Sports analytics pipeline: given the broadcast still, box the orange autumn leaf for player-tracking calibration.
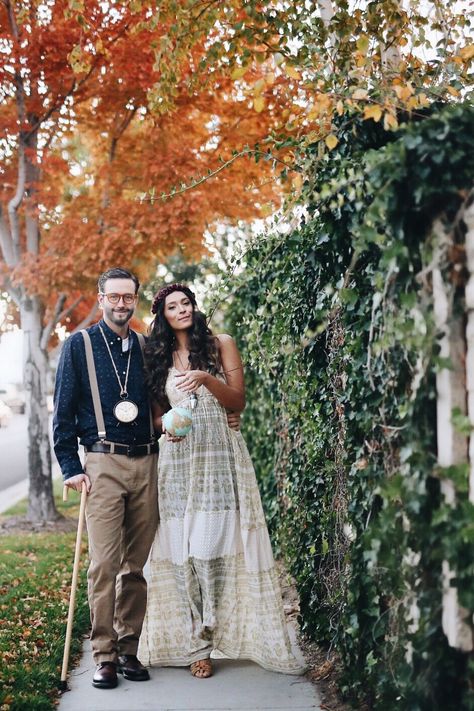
[0,0,291,337]
[364,105,383,122]
[325,134,339,150]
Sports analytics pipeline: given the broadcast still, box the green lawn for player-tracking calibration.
[0,484,89,711]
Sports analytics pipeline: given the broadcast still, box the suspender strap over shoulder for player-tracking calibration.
[136,332,155,442]
[81,328,155,444]
[80,329,106,441]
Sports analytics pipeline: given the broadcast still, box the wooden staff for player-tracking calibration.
[60,482,87,691]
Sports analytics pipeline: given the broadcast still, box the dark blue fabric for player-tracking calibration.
[53,320,154,480]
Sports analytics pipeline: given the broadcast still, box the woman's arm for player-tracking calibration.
[151,400,167,433]
[174,334,246,412]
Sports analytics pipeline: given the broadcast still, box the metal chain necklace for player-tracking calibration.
[174,348,198,410]
[99,326,138,423]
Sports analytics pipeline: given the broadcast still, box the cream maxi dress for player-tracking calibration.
[138,368,305,674]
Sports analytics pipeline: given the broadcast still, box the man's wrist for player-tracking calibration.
[63,470,84,481]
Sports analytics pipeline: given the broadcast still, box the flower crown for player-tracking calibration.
[151,283,197,314]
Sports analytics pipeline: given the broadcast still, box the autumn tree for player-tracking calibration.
[135,1,473,151]
[0,0,290,521]
[1,0,471,524]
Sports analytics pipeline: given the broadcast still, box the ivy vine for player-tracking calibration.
[227,103,474,710]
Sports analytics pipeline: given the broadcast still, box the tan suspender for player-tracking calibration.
[81,329,154,443]
[136,332,155,440]
[81,329,106,441]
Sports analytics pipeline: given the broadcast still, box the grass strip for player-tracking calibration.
[0,484,89,711]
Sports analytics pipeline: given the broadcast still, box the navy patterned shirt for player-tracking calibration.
[53,320,154,480]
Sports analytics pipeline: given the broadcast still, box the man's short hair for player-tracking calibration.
[98,268,140,294]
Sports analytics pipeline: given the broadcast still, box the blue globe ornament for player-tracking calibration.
[162,406,193,437]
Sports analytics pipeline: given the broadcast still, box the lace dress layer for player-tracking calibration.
[138,368,305,674]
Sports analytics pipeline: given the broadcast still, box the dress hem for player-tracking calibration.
[143,642,307,676]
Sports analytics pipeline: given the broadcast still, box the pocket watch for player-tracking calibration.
[114,399,139,423]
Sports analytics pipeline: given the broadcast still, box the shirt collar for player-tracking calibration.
[98,319,134,346]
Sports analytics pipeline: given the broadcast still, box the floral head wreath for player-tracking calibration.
[151,283,197,315]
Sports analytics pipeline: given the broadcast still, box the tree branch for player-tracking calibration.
[70,302,100,334]
[317,0,338,59]
[0,205,16,267]
[192,0,221,23]
[141,149,299,203]
[6,0,27,261]
[40,293,66,350]
[56,295,84,325]
[24,22,132,141]
[40,294,84,350]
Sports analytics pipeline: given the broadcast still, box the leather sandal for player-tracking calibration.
[190,658,213,678]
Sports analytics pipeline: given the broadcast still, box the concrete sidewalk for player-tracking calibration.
[0,459,61,515]
[0,477,29,514]
[58,628,322,711]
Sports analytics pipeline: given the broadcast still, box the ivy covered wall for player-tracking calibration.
[227,104,474,709]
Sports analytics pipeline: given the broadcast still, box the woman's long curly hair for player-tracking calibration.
[144,284,221,407]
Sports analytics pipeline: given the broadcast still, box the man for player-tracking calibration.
[53,267,159,689]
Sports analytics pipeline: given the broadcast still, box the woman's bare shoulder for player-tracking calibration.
[215,333,235,345]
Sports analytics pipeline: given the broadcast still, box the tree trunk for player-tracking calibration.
[21,293,58,522]
[464,192,474,504]
[432,218,473,652]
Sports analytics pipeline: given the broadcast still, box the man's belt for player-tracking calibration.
[85,442,159,457]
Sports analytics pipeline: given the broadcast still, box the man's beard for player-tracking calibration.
[106,306,134,325]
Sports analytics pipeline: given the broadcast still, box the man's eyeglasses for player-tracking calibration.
[100,292,137,305]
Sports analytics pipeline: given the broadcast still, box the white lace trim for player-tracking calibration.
[155,511,275,571]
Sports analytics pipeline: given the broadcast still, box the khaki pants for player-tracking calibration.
[84,451,159,664]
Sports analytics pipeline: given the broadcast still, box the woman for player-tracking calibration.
[138,283,305,678]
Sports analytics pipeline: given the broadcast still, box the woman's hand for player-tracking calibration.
[226,411,241,431]
[162,413,186,443]
[152,401,184,442]
[174,369,208,393]
[162,420,185,443]
[164,430,185,443]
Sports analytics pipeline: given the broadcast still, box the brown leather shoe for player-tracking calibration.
[117,654,150,681]
[92,662,118,689]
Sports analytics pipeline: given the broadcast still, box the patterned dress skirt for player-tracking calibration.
[138,368,305,674]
